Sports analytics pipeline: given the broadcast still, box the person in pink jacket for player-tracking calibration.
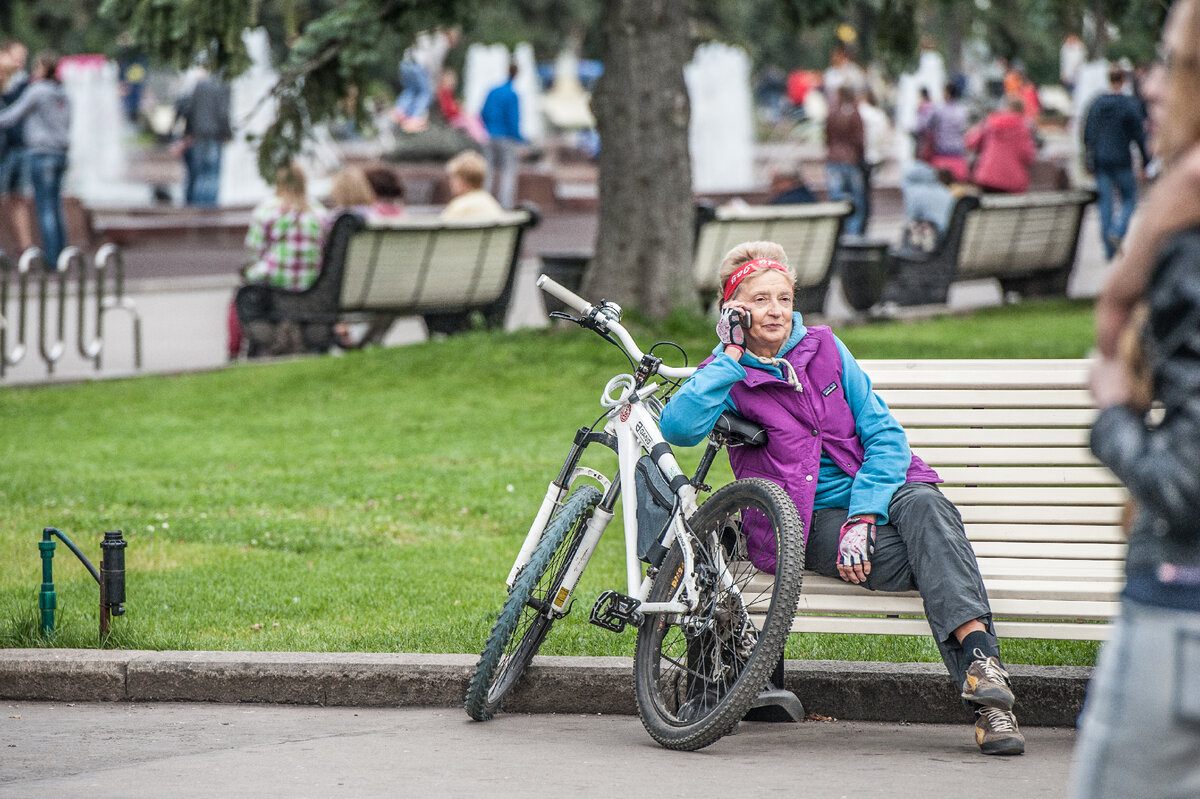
[965,97,1037,193]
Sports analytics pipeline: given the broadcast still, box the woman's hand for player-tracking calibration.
[836,514,876,584]
[716,302,751,359]
[1089,354,1133,409]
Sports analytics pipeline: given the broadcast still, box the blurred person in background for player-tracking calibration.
[0,50,69,267]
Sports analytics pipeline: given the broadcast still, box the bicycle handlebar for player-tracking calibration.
[536,274,696,381]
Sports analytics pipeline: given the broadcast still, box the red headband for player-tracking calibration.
[722,259,789,303]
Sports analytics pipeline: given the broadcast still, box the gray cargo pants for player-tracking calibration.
[806,482,997,687]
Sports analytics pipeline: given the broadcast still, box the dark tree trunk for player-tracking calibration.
[585,0,696,319]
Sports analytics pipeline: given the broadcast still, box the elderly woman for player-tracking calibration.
[1070,1,1200,796]
[659,241,1023,756]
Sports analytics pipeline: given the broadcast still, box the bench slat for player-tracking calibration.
[971,541,1126,560]
[879,388,1095,408]
[904,428,1091,447]
[796,574,1122,601]
[787,617,1111,640]
[941,485,1126,504]
[958,504,1124,524]
[975,558,1124,579]
[965,522,1125,543]
[934,465,1119,486]
[917,446,1102,466]
[793,593,1118,620]
[891,408,1098,427]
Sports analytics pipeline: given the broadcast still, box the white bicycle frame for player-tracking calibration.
[504,275,738,622]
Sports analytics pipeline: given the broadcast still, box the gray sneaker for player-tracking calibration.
[975,707,1025,756]
[961,649,1015,710]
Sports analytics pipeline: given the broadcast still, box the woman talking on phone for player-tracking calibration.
[660,240,1025,756]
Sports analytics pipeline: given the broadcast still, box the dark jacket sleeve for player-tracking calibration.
[1091,228,1200,539]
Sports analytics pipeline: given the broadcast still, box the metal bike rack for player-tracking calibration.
[36,248,67,375]
[95,243,142,372]
[0,243,142,377]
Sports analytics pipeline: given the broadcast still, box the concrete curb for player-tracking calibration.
[0,649,1089,726]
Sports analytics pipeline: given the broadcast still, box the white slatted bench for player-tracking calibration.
[884,190,1097,307]
[243,207,538,351]
[693,202,852,313]
[749,358,1125,642]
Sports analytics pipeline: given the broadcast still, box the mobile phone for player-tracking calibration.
[732,309,752,329]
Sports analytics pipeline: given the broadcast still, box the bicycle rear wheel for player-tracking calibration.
[465,484,603,721]
[633,477,804,750]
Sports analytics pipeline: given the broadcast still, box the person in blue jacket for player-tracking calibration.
[480,62,524,210]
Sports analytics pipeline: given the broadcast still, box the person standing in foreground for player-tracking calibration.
[0,51,69,267]
[659,241,1024,756]
[1083,68,1150,260]
[480,62,524,210]
[1070,2,1200,795]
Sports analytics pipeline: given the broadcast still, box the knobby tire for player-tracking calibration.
[464,484,603,721]
[633,478,804,750]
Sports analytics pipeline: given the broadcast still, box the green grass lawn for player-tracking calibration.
[0,298,1101,667]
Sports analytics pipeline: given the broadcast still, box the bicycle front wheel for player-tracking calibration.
[465,484,603,721]
[634,477,804,750]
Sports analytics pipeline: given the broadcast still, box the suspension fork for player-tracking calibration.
[505,426,616,587]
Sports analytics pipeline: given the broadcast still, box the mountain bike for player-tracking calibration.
[464,275,805,751]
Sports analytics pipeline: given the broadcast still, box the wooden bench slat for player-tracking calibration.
[974,558,1124,579]
[934,465,1119,486]
[941,485,1126,504]
[878,388,1095,408]
[904,428,1091,447]
[796,574,1122,601]
[965,522,1125,543]
[958,504,1124,524]
[794,593,1119,619]
[787,617,1111,641]
[971,541,1126,560]
[918,446,1102,466]
[891,408,1098,427]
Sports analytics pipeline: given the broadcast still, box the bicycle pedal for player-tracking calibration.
[589,590,642,633]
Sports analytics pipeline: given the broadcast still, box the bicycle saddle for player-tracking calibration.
[712,411,768,447]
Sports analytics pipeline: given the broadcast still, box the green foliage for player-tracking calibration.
[98,0,259,74]
[0,302,1097,665]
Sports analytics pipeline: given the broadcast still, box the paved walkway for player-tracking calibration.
[0,702,1077,799]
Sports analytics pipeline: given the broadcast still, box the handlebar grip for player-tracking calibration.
[536,274,592,316]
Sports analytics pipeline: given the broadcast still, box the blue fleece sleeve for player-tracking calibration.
[836,337,911,523]
[659,353,744,447]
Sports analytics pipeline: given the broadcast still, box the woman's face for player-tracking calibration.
[1144,3,1187,151]
[731,269,794,358]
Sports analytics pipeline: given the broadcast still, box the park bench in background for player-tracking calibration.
[745,358,1124,643]
[883,189,1097,307]
[240,206,538,354]
[693,201,852,312]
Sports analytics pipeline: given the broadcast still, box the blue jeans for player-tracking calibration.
[394,60,433,120]
[28,151,67,268]
[1094,166,1138,260]
[188,138,223,207]
[1068,600,1200,798]
[825,162,866,234]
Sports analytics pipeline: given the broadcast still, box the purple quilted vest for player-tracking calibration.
[718,326,940,571]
